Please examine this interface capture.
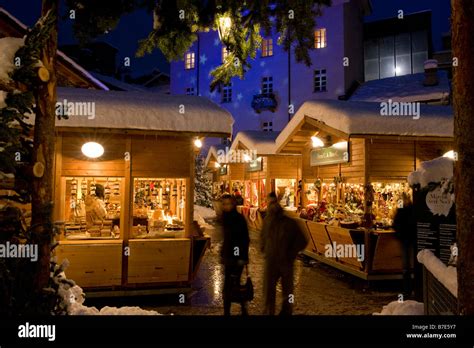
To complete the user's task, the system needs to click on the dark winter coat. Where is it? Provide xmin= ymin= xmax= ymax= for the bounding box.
xmin=393 ymin=205 xmax=417 ymax=244
xmin=260 ymin=204 xmax=309 ymax=265
xmin=221 ymin=209 xmax=250 ymax=265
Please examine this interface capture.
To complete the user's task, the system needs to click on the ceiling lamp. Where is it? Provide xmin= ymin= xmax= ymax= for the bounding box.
xmin=81 ymin=142 xmax=104 ymax=159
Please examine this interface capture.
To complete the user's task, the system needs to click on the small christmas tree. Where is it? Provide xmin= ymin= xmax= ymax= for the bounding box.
xmin=194 ymin=155 xmax=213 ymax=208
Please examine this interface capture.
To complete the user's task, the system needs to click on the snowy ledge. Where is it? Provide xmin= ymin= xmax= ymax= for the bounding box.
xmin=417 ymin=249 xmax=458 ymax=298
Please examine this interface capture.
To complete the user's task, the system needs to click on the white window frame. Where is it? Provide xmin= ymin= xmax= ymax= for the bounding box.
xmin=262 ymin=121 xmax=273 ymax=132
xmin=262 ymin=76 xmax=273 ymax=95
xmin=222 ymin=83 xmax=232 ymax=103
xmin=313 ymin=69 xmax=327 ymax=92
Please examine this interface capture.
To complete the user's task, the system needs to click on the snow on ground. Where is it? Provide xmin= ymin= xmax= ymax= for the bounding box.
xmin=0 ymin=37 xmax=24 ymax=82
xmin=194 ymin=205 xmax=216 ymax=230
xmin=408 ymin=156 xmax=453 ymax=187
xmin=373 ymin=300 xmax=424 ymax=315
xmin=56 ymin=261 xmax=161 ymax=315
xmin=417 ymin=249 xmax=457 ymax=297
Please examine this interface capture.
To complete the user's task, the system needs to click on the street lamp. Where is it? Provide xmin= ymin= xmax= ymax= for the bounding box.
xmin=217 ymin=14 xmax=232 ymax=41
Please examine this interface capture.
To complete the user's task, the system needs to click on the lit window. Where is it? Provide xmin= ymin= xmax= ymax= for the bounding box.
xmin=222 ymin=83 xmax=232 ymax=103
xmin=262 ymin=76 xmax=273 ymax=95
xmin=185 ymin=87 xmax=195 ymax=95
xmin=185 ymin=52 xmax=195 ymax=69
xmin=262 ymin=121 xmax=273 ymax=132
xmin=262 ymin=38 xmax=273 ymax=57
xmin=222 ymin=47 xmax=230 ymax=62
xmin=314 ymin=28 xmax=327 ymax=49
xmin=313 ymin=69 xmax=327 ymax=92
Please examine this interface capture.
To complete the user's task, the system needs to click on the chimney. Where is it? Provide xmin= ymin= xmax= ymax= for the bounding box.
xmin=423 ymin=59 xmax=439 ymax=86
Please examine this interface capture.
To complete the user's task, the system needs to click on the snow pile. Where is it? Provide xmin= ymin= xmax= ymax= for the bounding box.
xmin=0 ymin=37 xmax=24 ymax=82
xmin=57 ymin=261 xmax=162 ymax=315
xmin=408 ymin=156 xmax=454 ymax=187
xmin=373 ymin=300 xmax=424 ymax=315
xmin=417 ymin=249 xmax=457 ymax=297
xmin=194 ymin=205 xmax=216 ymax=230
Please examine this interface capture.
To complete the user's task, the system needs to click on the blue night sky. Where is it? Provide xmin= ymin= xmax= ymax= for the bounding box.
xmin=0 ymin=0 xmax=451 ymax=77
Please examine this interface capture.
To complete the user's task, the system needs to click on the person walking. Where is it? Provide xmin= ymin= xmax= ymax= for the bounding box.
xmin=220 ymin=194 xmax=250 ymax=316
xmin=261 ymin=192 xmax=308 ymax=315
xmin=393 ymin=192 xmax=417 ymax=297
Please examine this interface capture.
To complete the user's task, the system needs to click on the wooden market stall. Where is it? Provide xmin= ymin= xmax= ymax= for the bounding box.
xmin=52 ymin=87 xmax=233 ymax=292
xmin=228 ymin=131 xmax=302 ymax=230
xmin=275 ymin=99 xmax=454 ymax=279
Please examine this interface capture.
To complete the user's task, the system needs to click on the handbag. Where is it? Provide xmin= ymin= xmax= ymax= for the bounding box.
xmin=230 ymin=265 xmax=254 ymax=303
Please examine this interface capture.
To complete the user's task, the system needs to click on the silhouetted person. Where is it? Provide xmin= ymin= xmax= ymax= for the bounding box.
xmin=220 ymin=194 xmax=250 ymax=315
xmin=261 ymin=192 xmax=308 ymax=315
xmin=393 ymin=192 xmax=416 ymax=297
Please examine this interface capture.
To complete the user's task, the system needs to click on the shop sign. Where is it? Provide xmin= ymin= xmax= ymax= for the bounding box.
xmin=246 ymin=157 xmax=263 ymax=172
xmin=310 ymin=144 xmax=349 ymax=166
xmin=426 ymin=187 xmax=454 ymax=217
xmin=219 ymin=165 xmax=228 ymax=175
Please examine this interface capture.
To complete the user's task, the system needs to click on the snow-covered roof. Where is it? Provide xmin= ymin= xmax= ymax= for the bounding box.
xmin=91 ymin=72 xmax=148 ymax=92
xmin=230 ymin=130 xmax=279 ymax=155
xmin=56 ymin=52 xmax=109 ymax=91
xmin=205 ymin=144 xmax=227 ymax=167
xmin=54 ymin=87 xmax=233 ymax=135
xmin=0 ymin=7 xmax=108 ymax=91
xmin=350 ymin=71 xmax=450 ymax=103
xmin=276 ymin=99 xmax=453 ymax=152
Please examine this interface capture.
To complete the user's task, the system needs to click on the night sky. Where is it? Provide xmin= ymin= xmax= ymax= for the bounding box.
xmin=0 ymin=0 xmax=451 ymax=77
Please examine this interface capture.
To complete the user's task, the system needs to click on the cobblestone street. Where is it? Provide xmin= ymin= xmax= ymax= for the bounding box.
xmin=88 ymin=223 xmax=401 ymax=315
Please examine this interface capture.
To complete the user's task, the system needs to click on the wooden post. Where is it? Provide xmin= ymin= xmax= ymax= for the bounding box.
xmin=32 ymin=0 xmax=58 ymax=291
xmin=121 ymin=136 xmax=132 ymax=286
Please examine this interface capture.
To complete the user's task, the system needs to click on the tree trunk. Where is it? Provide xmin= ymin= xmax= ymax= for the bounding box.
xmin=451 ymin=0 xmax=474 ymax=315
xmin=31 ymin=0 xmax=58 ymax=292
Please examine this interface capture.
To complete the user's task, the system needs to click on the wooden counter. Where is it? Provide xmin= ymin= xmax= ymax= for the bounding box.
xmin=56 ymin=240 xmax=123 ymax=287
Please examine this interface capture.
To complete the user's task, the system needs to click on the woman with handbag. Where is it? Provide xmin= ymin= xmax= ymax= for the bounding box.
xmin=220 ymin=194 xmax=251 ymax=316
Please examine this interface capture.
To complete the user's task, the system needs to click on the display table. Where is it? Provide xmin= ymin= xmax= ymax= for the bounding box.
xmin=298 ymin=219 xmax=404 ymax=280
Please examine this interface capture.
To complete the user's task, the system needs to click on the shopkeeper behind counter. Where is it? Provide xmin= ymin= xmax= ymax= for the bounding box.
xmin=85 ymin=183 xmax=107 ymax=227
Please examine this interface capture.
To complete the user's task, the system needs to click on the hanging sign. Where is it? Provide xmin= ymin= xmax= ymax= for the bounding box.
xmin=310 ymin=143 xmax=349 ymax=166
xmin=246 ymin=157 xmax=263 ymax=172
